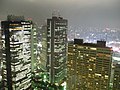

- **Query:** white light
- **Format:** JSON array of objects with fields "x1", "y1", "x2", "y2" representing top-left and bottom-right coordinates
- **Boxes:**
[
  {"x1": 61, "y1": 82, "x2": 67, "y2": 90},
  {"x1": 113, "y1": 57, "x2": 120, "y2": 61},
  {"x1": 0, "y1": 76, "x2": 2, "y2": 81},
  {"x1": 37, "y1": 42, "x2": 42, "y2": 47}
]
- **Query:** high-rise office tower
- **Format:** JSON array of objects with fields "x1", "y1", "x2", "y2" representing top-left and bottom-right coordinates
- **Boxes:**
[
  {"x1": 0, "y1": 26, "x2": 2, "y2": 88},
  {"x1": 1, "y1": 15, "x2": 33, "y2": 90},
  {"x1": 0, "y1": 27, "x2": 2, "y2": 75},
  {"x1": 31, "y1": 22, "x2": 38, "y2": 72},
  {"x1": 39, "y1": 25, "x2": 47, "y2": 71},
  {"x1": 32, "y1": 25, "x2": 47, "y2": 81},
  {"x1": 47, "y1": 16, "x2": 68, "y2": 85},
  {"x1": 67, "y1": 39, "x2": 112, "y2": 90},
  {"x1": 113, "y1": 63, "x2": 120, "y2": 90}
]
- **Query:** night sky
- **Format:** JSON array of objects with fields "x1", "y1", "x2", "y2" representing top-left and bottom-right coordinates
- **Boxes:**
[{"x1": 0, "y1": 0, "x2": 120, "y2": 28}]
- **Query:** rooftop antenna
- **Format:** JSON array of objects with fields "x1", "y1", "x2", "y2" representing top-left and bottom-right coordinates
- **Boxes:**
[
  {"x1": 58, "y1": 10, "x2": 61, "y2": 17},
  {"x1": 52, "y1": 10, "x2": 57, "y2": 17},
  {"x1": 52, "y1": 10, "x2": 61, "y2": 17}
]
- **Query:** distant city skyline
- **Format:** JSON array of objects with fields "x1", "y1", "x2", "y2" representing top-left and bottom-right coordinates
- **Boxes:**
[{"x1": 0, "y1": 0, "x2": 120, "y2": 28}]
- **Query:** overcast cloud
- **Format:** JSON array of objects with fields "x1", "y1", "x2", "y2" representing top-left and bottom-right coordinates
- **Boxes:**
[{"x1": 0, "y1": 0, "x2": 120, "y2": 28}]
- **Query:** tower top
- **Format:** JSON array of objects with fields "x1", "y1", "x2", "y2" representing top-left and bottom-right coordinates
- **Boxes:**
[
  {"x1": 7, "y1": 15, "x2": 25, "y2": 21},
  {"x1": 52, "y1": 10, "x2": 61, "y2": 17}
]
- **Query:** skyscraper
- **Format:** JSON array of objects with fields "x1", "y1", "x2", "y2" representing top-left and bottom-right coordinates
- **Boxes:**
[
  {"x1": 47, "y1": 16, "x2": 68, "y2": 85},
  {"x1": 0, "y1": 26, "x2": 2, "y2": 75},
  {"x1": 31, "y1": 22, "x2": 38, "y2": 72},
  {"x1": 0, "y1": 26, "x2": 2, "y2": 89},
  {"x1": 67, "y1": 39, "x2": 112, "y2": 90},
  {"x1": 113, "y1": 63, "x2": 120, "y2": 90},
  {"x1": 39, "y1": 25, "x2": 47, "y2": 72},
  {"x1": 1, "y1": 15, "x2": 32, "y2": 90},
  {"x1": 31, "y1": 25, "x2": 48, "y2": 90}
]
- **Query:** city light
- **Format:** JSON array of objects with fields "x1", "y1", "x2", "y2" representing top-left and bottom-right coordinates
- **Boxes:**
[{"x1": 0, "y1": 0, "x2": 120, "y2": 89}]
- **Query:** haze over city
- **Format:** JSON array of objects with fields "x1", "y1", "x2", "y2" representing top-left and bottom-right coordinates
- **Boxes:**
[
  {"x1": 0, "y1": 0, "x2": 120, "y2": 90},
  {"x1": 0, "y1": 0, "x2": 120, "y2": 28}
]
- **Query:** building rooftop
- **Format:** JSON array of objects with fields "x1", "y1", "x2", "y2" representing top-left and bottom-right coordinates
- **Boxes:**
[
  {"x1": 73, "y1": 38, "x2": 111, "y2": 48},
  {"x1": 7, "y1": 15, "x2": 25, "y2": 21}
]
